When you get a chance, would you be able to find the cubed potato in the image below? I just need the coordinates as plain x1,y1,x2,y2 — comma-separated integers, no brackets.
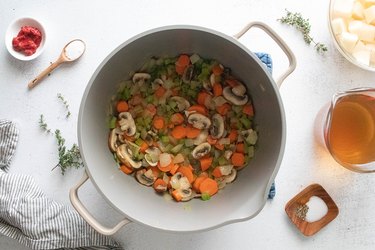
348,20,375,41
333,0,355,18
340,32,359,52
364,0,375,8
364,5,375,24
332,18,348,34
352,49,371,65
352,1,365,19
365,43,375,63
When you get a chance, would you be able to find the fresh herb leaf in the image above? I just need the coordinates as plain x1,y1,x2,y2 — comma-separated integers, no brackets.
278,9,327,53
39,114,51,133
57,93,71,118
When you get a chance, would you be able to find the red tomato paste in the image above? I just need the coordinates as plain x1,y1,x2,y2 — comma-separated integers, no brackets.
12,26,42,56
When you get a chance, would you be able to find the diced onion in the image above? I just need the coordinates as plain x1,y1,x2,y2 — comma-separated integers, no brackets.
159,153,172,167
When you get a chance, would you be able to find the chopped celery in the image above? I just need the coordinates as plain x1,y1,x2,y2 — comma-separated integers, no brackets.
135,138,144,146
137,153,145,161
201,193,211,201
134,132,140,140
248,146,255,158
161,135,169,144
232,105,242,114
119,86,131,101
169,100,177,109
171,144,184,154
240,117,252,129
108,116,117,129
164,144,173,153
136,117,144,127
218,156,228,166
190,54,201,64
245,130,258,145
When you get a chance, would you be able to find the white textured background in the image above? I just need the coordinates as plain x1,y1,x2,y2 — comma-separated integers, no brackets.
1,0,375,249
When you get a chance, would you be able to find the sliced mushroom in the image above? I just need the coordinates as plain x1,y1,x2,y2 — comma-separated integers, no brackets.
191,142,211,159
135,169,156,186
153,78,164,85
132,73,151,85
217,165,233,176
182,65,194,83
210,114,225,139
144,147,161,166
108,129,118,152
224,168,237,183
170,172,183,189
180,188,195,201
116,144,142,169
170,96,190,112
193,130,208,145
222,86,248,106
118,112,136,136
188,113,211,130
224,150,233,160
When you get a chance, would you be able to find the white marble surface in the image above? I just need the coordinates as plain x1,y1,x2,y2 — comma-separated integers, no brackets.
1,0,375,249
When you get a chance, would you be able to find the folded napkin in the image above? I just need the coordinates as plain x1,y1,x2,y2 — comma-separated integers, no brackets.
0,120,122,250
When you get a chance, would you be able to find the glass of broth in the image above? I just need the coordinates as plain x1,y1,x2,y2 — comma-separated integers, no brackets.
315,87,375,173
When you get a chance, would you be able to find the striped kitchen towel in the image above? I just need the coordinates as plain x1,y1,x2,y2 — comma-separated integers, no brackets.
0,120,122,250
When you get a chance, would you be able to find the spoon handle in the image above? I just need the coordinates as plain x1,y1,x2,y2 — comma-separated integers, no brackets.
28,58,64,89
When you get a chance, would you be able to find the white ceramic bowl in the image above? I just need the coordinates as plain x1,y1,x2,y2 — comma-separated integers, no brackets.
328,0,375,71
5,17,46,61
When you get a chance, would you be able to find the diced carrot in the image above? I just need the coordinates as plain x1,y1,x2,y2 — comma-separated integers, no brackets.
228,129,238,143
116,100,129,113
193,176,208,193
122,134,135,142
197,91,210,106
175,64,186,75
216,103,231,116
153,178,167,193
207,135,218,145
171,125,187,139
231,152,245,167
148,166,160,178
199,157,213,172
176,54,190,67
199,178,219,196
130,94,142,105
243,104,254,116
157,161,173,172
212,64,224,76
188,105,208,115
120,164,133,175
171,113,184,125
172,189,183,202
147,104,157,116
186,126,201,139
170,164,180,175
199,171,209,178
153,116,165,130
225,79,239,87
177,166,194,183
236,143,245,153
140,141,149,153
212,167,223,178
154,86,166,98
213,83,223,97
214,142,224,151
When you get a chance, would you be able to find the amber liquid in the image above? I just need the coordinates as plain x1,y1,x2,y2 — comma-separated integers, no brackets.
328,94,375,165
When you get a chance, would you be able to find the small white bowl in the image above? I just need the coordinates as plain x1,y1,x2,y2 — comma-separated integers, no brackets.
5,17,46,61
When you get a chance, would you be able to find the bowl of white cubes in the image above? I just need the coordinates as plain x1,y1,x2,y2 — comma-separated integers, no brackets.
329,0,375,71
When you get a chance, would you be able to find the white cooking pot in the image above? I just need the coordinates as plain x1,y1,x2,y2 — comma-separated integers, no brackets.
70,22,296,235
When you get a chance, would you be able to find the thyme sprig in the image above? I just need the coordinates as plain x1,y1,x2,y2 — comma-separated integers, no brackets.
57,93,71,118
278,9,327,53
39,114,51,133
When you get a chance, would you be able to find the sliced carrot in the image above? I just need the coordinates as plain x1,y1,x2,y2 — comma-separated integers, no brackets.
213,83,223,97
186,126,201,139
199,178,219,196
177,166,194,183
157,161,173,172
140,141,149,153
170,163,180,175
153,116,165,130
147,104,157,116
212,64,224,76
176,54,190,67
214,142,225,151
216,103,231,116
225,79,239,87
197,91,210,106
154,86,166,98
193,176,208,193
120,164,133,175
212,167,223,178
175,64,186,75
171,125,187,139
171,113,184,125
207,135,218,145
199,157,213,172
172,189,183,202
243,104,254,116
153,178,167,193
236,143,245,153
231,152,245,167
116,100,129,113
188,105,208,115
228,129,238,143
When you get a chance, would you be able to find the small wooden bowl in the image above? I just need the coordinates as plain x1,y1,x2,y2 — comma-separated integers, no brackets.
285,184,339,236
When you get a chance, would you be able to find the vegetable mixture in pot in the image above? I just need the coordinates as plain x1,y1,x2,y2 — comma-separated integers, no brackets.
108,54,258,202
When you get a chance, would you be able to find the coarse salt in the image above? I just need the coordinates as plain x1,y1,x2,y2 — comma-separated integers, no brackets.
305,196,328,223
64,40,85,60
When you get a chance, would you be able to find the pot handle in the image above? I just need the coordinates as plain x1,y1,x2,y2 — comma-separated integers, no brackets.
69,170,131,235
234,21,296,88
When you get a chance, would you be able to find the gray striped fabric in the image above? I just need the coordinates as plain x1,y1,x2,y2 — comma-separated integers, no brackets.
0,120,122,250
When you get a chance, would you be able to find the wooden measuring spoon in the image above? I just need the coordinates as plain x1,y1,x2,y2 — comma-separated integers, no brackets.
28,39,86,89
